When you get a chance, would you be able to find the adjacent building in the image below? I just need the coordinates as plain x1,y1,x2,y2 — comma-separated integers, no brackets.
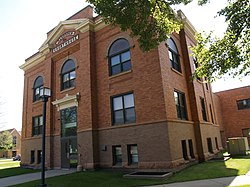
0,128,21,158
20,6,222,170
215,86,250,146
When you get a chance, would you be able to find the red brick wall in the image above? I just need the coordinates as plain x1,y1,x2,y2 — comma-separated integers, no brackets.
216,86,250,139
21,7,222,169
95,26,167,128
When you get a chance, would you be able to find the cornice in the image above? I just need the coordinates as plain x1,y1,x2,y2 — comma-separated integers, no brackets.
52,93,80,111
76,19,95,33
39,19,88,51
177,10,197,41
94,18,109,32
19,52,46,71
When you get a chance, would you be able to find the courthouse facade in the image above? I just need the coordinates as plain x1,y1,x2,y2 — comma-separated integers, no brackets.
20,6,222,169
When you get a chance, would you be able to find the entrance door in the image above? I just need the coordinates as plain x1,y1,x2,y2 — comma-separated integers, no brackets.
61,137,77,168
12,151,17,157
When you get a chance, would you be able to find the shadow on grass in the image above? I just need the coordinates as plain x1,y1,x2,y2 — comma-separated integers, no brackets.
230,155,250,159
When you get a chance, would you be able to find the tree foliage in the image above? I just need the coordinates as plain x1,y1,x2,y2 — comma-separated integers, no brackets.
0,131,13,150
87,0,208,51
192,0,250,81
87,0,249,80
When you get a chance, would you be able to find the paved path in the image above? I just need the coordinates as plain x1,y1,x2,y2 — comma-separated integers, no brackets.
146,170,250,187
0,169,75,187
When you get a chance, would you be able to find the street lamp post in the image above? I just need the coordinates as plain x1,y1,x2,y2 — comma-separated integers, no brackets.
39,87,51,187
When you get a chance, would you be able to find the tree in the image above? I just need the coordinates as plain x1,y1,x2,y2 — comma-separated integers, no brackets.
0,131,13,151
192,0,250,81
86,0,208,51
86,0,249,80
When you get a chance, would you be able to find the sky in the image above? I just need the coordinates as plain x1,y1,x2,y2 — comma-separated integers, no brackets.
0,0,249,131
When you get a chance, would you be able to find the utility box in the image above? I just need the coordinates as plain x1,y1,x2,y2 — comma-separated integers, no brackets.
228,137,249,156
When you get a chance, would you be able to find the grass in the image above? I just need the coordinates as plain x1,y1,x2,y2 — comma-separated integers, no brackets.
166,155,250,183
9,155,250,187
0,159,16,162
11,171,169,187
0,159,39,178
0,167,39,179
0,160,20,169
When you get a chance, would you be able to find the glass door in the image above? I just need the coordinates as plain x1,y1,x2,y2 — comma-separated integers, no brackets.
61,137,77,168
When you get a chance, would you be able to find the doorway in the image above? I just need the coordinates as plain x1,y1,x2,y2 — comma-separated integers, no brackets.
61,137,77,168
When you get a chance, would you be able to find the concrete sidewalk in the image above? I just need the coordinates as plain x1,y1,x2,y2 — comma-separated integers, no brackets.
146,170,250,187
0,169,75,187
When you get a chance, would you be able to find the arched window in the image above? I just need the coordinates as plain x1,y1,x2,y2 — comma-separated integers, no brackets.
167,38,181,72
108,38,131,76
33,76,43,102
61,59,76,90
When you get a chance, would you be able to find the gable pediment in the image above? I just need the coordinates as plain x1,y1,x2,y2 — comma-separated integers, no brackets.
20,17,107,71
39,18,93,52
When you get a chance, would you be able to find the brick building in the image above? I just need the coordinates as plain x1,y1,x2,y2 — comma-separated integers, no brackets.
0,128,21,158
20,6,222,170
215,86,250,147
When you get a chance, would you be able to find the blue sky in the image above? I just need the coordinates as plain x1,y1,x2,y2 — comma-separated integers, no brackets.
0,0,248,131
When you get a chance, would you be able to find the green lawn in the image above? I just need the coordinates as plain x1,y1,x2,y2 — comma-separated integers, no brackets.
0,160,20,169
8,155,250,187
0,159,39,178
0,159,16,162
11,171,169,187
166,156,250,183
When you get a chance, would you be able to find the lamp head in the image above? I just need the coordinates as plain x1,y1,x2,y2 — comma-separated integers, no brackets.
39,87,51,98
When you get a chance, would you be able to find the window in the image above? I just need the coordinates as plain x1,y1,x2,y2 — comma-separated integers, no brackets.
200,97,208,121
215,137,219,150
167,38,181,72
207,138,213,153
209,104,214,123
113,145,122,166
188,139,195,159
108,38,131,76
30,150,35,164
181,140,188,160
112,93,136,125
61,107,77,137
32,115,43,136
242,128,250,137
237,99,250,110
12,151,17,157
61,59,76,90
193,58,201,81
13,136,17,146
128,144,138,165
33,76,43,102
174,90,188,120
37,150,42,164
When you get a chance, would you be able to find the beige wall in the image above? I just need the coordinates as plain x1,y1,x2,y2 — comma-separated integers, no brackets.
167,120,196,162
21,137,51,168
200,123,222,157
97,122,172,169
